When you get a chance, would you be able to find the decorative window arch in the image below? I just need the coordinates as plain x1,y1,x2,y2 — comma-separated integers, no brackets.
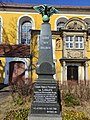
56,17,68,31
18,16,33,44
83,18,90,28
65,17,87,30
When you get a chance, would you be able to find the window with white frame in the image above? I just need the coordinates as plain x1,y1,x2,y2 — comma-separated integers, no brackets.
57,22,65,31
18,16,33,44
65,35,84,49
56,17,67,31
66,36,74,48
75,36,84,49
21,21,32,44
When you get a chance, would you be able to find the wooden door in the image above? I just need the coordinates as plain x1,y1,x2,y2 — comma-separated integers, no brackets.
67,66,78,81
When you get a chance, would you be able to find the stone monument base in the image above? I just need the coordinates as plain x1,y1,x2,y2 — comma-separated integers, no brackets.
28,113,62,120
30,79,61,114
28,79,62,120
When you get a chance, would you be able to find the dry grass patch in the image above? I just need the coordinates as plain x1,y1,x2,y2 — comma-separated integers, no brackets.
62,100,90,119
0,95,31,120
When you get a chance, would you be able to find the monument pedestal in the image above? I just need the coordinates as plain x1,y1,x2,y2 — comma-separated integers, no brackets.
28,79,62,120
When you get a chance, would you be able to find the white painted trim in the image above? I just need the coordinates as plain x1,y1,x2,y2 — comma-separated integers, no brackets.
82,16,90,19
61,66,63,83
52,39,56,60
54,16,69,30
81,66,84,80
54,14,90,17
17,14,35,44
4,58,13,84
78,66,81,81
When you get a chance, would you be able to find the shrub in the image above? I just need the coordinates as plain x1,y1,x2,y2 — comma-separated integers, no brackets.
63,110,89,120
59,80,90,102
64,94,80,107
3,109,30,120
10,76,34,104
14,96,23,105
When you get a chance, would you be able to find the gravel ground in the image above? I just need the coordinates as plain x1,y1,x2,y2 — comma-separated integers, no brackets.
0,85,10,102
0,91,10,102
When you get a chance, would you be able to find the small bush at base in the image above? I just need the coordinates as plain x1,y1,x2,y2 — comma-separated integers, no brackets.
63,110,89,120
64,94,80,107
10,77,34,105
3,109,30,120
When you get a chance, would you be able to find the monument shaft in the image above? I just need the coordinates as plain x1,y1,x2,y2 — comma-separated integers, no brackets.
36,23,55,77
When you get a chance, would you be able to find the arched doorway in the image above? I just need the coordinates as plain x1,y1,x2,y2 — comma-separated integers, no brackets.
9,61,25,83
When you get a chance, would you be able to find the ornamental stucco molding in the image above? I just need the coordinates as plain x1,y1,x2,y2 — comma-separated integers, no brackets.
67,50,83,58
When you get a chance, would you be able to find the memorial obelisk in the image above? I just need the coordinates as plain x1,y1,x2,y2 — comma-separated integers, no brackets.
28,4,62,120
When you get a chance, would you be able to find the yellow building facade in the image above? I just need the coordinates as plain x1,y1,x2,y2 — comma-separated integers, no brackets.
0,3,90,84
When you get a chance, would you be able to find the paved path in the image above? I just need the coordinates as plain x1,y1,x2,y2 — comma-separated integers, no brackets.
0,84,10,102
0,91,10,102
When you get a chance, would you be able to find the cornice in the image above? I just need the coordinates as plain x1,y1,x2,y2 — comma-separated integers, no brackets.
0,2,90,14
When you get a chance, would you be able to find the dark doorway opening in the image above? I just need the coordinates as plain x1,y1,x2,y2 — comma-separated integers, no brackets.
9,61,25,83
67,66,78,81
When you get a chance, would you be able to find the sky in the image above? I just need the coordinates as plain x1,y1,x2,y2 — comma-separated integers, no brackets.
0,0,90,6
